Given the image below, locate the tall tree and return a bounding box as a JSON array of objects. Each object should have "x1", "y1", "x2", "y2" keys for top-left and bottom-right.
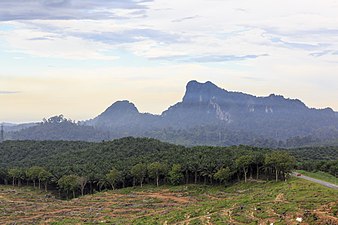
[
  {"x1": 39, "y1": 169, "x2": 52, "y2": 191},
  {"x1": 148, "y1": 162, "x2": 166, "y2": 187},
  {"x1": 77, "y1": 176, "x2": 88, "y2": 196},
  {"x1": 105, "y1": 167, "x2": 121, "y2": 190},
  {"x1": 0, "y1": 168, "x2": 9, "y2": 185},
  {"x1": 265, "y1": 151, "x2": 296, "y2": 182},
  {"x1": 253, "y1": 152, "x2": 265, "y2": 180},
  {"x1": 236, "y1": 155, "x2": 254, "y2": 183},
  {"x1": 27, "y1": 166, "x2": 43, "y2": 188},
  {"x1": 169, "y1": 164, "x2": 183, "y2": 185},
  {"x1": 8, "y1": 168, "x2": 22, "y2": 186},
  {"x1": 58, "y1": 175, "x2": 80, "y2": 198},
  {"x1": 131, "y1": 163, "x2": 147, "y2": 187},
  {"x1": 214, "y1": 167, "x2": 231, "y2": 185}
]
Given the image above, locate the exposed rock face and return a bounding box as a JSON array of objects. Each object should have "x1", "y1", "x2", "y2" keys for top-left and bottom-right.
[
  {"x1": 86, "y1": 80, "x2": 337, "y2": 142},
  {"x1": 10, "y1": 80, "x2": 338, "y2": 146}
]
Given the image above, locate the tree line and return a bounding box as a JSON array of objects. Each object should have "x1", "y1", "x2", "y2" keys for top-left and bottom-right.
[
  {"x1": 297, "y1": 160, "x2": 338, "y2": 177},
  {"x1": 7, "y1": 115, "x2": 338, "y2": 148},
  {"x1": 0, "y1": 138, "x2": 299, "y2": 198}
]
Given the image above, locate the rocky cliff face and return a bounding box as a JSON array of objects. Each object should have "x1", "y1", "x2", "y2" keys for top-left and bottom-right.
[
  {"x1": 10, "y1": 80, "x2": 338, "y2": 146},
  {"x1": 87, "y1": 80, "x2": 338, "y2": 141},
  {"x1": 160, "y1": 81, "x2": 336, "y2": 140}
]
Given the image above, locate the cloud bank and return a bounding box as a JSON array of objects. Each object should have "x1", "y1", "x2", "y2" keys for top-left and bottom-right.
[
  {"x1": 1, "y1": 0, "x2": 338, "y2": 122},
  {"x1": 0, "y1": 0, "x2": 152, "y2": 21}
]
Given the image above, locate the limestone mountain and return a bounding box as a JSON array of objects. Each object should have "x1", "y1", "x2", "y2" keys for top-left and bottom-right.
[
  {"x1": 161, "y1": 80, "x2": 337, "y2": 140},
  {"x1": 8, "y1": 81, "x2": 338, "y2": 147},
  {"x1": 86, "y1": 100, "x2": 160, "y2": 137}
]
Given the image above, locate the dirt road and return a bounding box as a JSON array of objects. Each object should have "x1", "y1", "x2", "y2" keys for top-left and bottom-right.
[{"x1": 291, "y1": 172, "x2": 338, "y2": 190}]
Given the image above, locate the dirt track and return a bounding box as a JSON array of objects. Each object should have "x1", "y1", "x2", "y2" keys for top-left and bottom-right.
[{"x1": 291, "y1": 172, "x2": 338, "y2": 190}]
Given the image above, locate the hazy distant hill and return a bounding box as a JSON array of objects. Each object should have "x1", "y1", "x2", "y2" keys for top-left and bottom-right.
[
  {"x1": 11, "y1": 115, "x2": 108, "y2": 142},
  {"x1": 86, "y1": 100, "x2": 161, "y2": 137},
  {"x1": 1, "y1": 122, "x2": 38, "y2": 132},
  {"x1": 8, "y1": 80, "x2": 338, "y2": 147}
]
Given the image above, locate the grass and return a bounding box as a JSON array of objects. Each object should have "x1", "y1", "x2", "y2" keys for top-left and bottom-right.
[
  {"x1": 0, "y1": 178, "x2": 337, "y2": 224},
  {"x1": 296, "y1": 170, "x2": 338, "y2": 185}
]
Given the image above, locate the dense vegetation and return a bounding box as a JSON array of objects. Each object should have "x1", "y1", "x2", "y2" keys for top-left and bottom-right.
[
  {"x1": 1, "y1": 138, "x2": 337, "y2": 199},
  {"x1": 287, "y1": 146, "x2": 338, "y2": 161},
  {"x1": 297, "y1": 160, "x2": 338, "y2": 177},
  {"x1": 7, "y1": 114, "x2": 338, "y2": 148},
  {"x1": 0, "y1": 138, "x2": 294, "y2": 197},
  {"x1": 10, "y1": 115, "x2": 108, "y2": 142},
  {"x1": 289, "y1": 146, "x2": 338, "y2": 177}
]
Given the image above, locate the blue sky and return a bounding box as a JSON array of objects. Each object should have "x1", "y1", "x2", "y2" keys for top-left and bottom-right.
[{"x1": 1, "y1": 0, "x2": 338, "y2": 122}]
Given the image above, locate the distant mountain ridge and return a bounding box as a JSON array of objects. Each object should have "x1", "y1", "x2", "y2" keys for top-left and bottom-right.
[
  {"x1": 1, "y1": 122, "x2": 38, "y2": 132},
  {"x1": 6, "y1": 80, "x2": 338, "y2": 147}
]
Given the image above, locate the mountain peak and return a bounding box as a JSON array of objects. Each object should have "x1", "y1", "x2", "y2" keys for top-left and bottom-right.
[
  {"x1": 184, "y1": 80, "x2": 222, "y2": 103},
  {"x1": 102, "y1": 100, "x2": 139, "y2": 116},
  {"x1": 186, "y1": 80, "x2": 217, "y2": 89}
]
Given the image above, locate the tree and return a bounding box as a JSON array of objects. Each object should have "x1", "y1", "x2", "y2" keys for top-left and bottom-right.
[
  {"x1": 39, "y1": 169, "x2": 52, "y2": 191},
  {"x1": 77, "y1": 176, "x2": 88, "y2": 196},
  {"x1": 169, "y1": 164, "x2": 183, "y2": 185},
  {"x1": 214, "y1": 167, "x2": 231, "y2": 185},
  {"x1": 131, "y1": 163, "x2": 147, "y2": 187},
  {"x1": 58, "y1": 175, "x2": 80, "y2": 198},
  {"x1": 200, "y1": 155, "x2": 217, "y2": 184},
  {"x1": 27, "y1": 166, "x2": 43, "y2": 188},
  {"x1": 0, "y1": 168, "x2": 9, "y2": 185},
  {"x1": 188, "y1": 154, "x2": 202, "y2": 184},
  {"x1": 265, "y1": 151, "x2": 296, "y2": 182},
  {"x1": 236, "y1": 155, "x2": 254, "y2": 183},
  {"x1": 97, "y1": 179, "x2": 110, "y2": 191},
  {"x1": 105, "y1": 167, "x2": 121, "y2": 190},
  {"x1": 148, "y1": 162, "x2": 167, "y2": 187},
  {"x1": 253, "y1": 152, "x2": 265, "y2": 179},
  {"x1": 8, "y1": 168, "x2": 22, "y2": 186}
]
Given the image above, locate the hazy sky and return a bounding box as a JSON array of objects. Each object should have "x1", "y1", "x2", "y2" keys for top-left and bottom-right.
[{"x1": 1, "y1": 0, "x2": 338, "y2": 123}]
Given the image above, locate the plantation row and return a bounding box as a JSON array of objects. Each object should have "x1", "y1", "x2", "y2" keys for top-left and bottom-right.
[
  {"x1": 0, "y1": 138, "x2": 337, "y2": 198},
  {"x1": 298, "y1": 160, "x2": 338, "y2": 176},
  {"x1": 1, "y1": 151, "x2": 295, "y2": 198}
]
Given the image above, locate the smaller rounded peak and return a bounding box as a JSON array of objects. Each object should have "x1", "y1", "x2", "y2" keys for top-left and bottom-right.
[
  {"x1": 319, "y1": 107, "x2": 334, "y2": 113},
  {"x1": 187, "y1": 80, "x2": 215, "y2": 86},
  {"x1": 183, "y1": 80, "x2": 222, "y2": 102},
  {"x1": 186, "y1": 80, "x2": 200, "y2": 87},
  {"x1": 186, "y1": 80, "x2": 217, "y2": 89},
  {"x1": 104, "y1": 100, "x2": 139, "y2": 114},
  {"x1": 268, "y1": 94, "x2": 284, "y2": 98},
  {"x1": 113, "y1": 100, "x2": 133, "y2": 105},
  {"x1": 205, "y1": 81, "x2": 214, "y2": 85}
]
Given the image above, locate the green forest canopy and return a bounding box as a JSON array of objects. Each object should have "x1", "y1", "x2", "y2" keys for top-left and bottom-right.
[{"x1": 0, "y1": 138, "x2": 337, "y2": 197}]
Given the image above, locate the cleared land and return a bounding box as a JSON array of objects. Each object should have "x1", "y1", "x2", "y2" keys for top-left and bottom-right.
[{"x1": 0, "y1": 178, "x2": 337, "y2": 225}]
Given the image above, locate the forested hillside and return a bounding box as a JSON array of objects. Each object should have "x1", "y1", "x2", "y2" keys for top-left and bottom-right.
[
  {"x1": 0, "y1": 138, "x2": 337, "y2": 198},
  {"x1": 10, "y1": 115, "x2": 108, "y2": 141}
]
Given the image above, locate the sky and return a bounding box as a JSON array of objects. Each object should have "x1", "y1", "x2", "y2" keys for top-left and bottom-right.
[{"x1": 1, "y1": 0, "x2": 338, "y2": 123}]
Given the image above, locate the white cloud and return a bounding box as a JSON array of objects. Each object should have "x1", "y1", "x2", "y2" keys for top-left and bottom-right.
[
  {"x1": 2, "y1": 0, "x2": 338, "y2": 61},
  {"x1": 0, "y1": 24, "x2": 118, "y2": 60},
  {"x1": 1, "y1": 0, "x2": 338, "y2": 121},
  {"x1": 0, "y1": 0, "x2": 152, "y2": 21}
]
